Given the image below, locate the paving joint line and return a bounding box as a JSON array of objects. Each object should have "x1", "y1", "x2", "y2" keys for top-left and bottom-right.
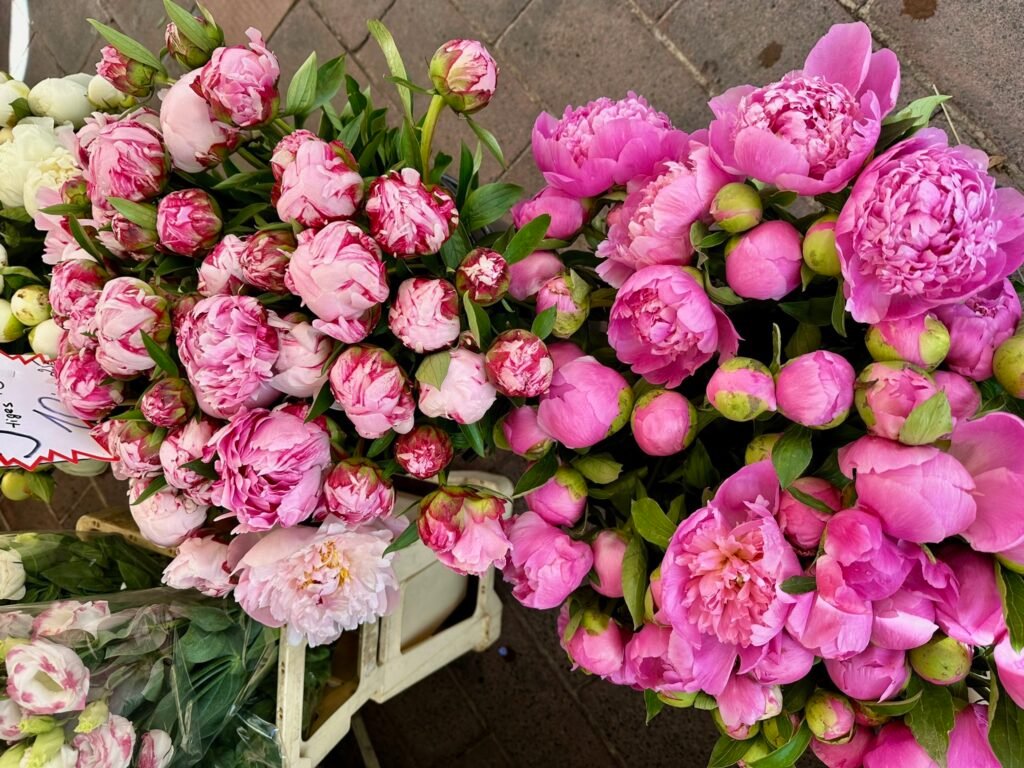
[
  {"x1": 493, "y1": 0, "x2": 538, "y2": 48},
  {"x1": 625, "y1": 0, "x2": 712, "y2": 95}
]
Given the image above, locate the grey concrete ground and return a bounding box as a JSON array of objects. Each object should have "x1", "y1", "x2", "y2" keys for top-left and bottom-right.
[{"x1": 2, "y1": 0, "x2": 1023, "y2": 765}]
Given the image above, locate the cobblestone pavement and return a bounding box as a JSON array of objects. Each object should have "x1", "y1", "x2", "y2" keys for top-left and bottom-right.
[{"x1": 3, "y1": 1, "x2": 1022, "y2": 765}]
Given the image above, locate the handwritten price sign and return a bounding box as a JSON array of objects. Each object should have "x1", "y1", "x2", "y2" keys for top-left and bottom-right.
[{"x1": 0, "y1": 353, "x2": 113, "y2": 470}]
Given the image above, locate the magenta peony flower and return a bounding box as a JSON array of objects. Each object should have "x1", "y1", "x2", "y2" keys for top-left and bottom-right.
[
  {"x1": 198, "y1": 234, "x2": 247, "y2": 296},
  {"x1": 54, "y1": 346, "x2": 124, "y2": 421},
  {"x1": 394, "y1": 425, "x2": 454, "y2": 479},
  {"x1": 233, "y1": 520, "x2": 397, "y2": 647},
  {"x1": 195, "y1": 27, "x2": 279, "y2": 127},
  {"x1": 275, "y1": 137, "x2": 363, "y2": 228},
  {"x1": 608, "y1": 265, "x2": 739, "y2": 387},
  {"x1": 622, "y1": 623, "x2": 701, "y2": 692},
  {"x1": 630, "y1": 388, "x2": 697, "y2": 456},
  {"x1": 484, "y1": 329, "x2": 553, "y2": 398},
  {"x1": 160, "y1": 418, "x2": 219, "y2": 505},
  {"x1": 139, "y1": 378, "x2": 195, "y2": 428},
  {"x1": 323, "y1": 458, "x2": 395, "y2": 527},
  {"x1": 178, "y1": 295, "x2": 279, "y2": 419},
  {"x1": 825, "y1": 645, "x2": 908, "y2": 702},
  {"x1": 837, "y1": 128, "x2": 1024, "y2": 323},
  {"x1": 418, "y1": 347, "x2": 497, "y2": 424},
  {"x1": 500, "y1": 406, "x2": 553, "y2": 460},
  {"x1": 524, "y1": 465, "x2": 587, "y2": 527},
  {"x1": 812, "y1": 727, "x2": 874, "y2": 768},
  {"x1": 268, "y1": 312, "x2": 332, "y2": 398},
  {"x1": 863, "y1": 723, "x2": 940, "y2": 768},
  {"x1": 716, "y1": 675, "x2": 783, "y2": 733},
  {"x1": 48, "y1": 259, "x2": 104, "y2": 328},
  {"x1": 129, "y1": 477, "x2": 208, "y2": 547},
  {"x1": 591, "y1": 529, "x2": 628, "y2": 598},
  {"x1": 839, "y1": 435, "x2": 975, "y2": 543},
  {"x1": 934, "y1": 546, "x2": 1004, "y2": 646},
  {"x1": 162, "y1": 536, "x2": 233, "y2": 597},
  {"x1": 329, "y1": 345, "x2": 415, "y2": 439},
  {"x1": 366, "y1": 168, "x2": 458, "y2": 257},
  {"x1": 79, "y1": 109, "x2": 168, "y2": 210},
  {"x1": 138, "y1": 730, "x2": 174, "y2": 768},
  {"x1": 557, "y1": 605, "x2": 628, "y2": 679},
  {"x1": 418, "y1": 486, "x2": 511, "y2": 575},
  {"x1": 933, "y1": 370, "x2": 981, "y2": 422},
  {"x1": 512, "y1": 187, "x2": 587, "y2": 241},
  {"x1": 507, "y1": 250, "x2": 564, "y2": 300},
  {"x1": 239, "y1": 229, "x2": 294, "y2": 293},
  {"x1": 537, "y1": 355, "x2": 632, "y2": 449},
  {"x1": 388, "y1": 278, "x2": 461, "y2": 353},
  {"x1": 596, "y1": 135, "x2": 737, "y2": 287},
  {"x1": 948, "y1": 703, "x2": 1001, "y2": 768},
  {"x1": 502, "y1": 511, "x2": 592, "y2": 609},
  {"x1": 739, "y1": 631, "x2": 815, "y2": 686},
  {"x1": 156, "y1": 188, "x2": 221, "y2": 257},
  {"x1": 708, "y1": 22, "x2": 899, "y2": 195},
  {"x1": 865, "y1": 313, "x2": 951, "y2": 370},
  {"x1": 724, "y1": 220, "x2": 804, "y2": 300},
  {"x1": 854, "y1": 361, "x2": 941, "y2": 442},
  {"x1": 429, "y1": 39, "x2": 498, "y2": 114},
  {"x1": 535, "y1": 271, "x2": 590, "y2": 337},
  {"x1": 531, "y1": 92, "x2": 687, "y2": 198},
  {"x1": 994, "y1": 635, "x2": 1024, "y2": 709},
  {"x1": 286, "y1": 222, "x2": 388, "y2": 344},
  {"x1": 776, "y1": 477, "x2": 840, "y2": 555},
  {"x1": 159, "y1": 70, "x2": 240, "y2": 172},
  {"x1": 706, "y1": 356, "x2": 777, "y2": 421},
  {"x1": 775, "y1": 350, "x2": 856, "y2": 428},
  {"x1": 93, "y1": 276, "x2": 171, "y2": 377},
  {"x1": 936, "y1": 278, "x2": 1021, "y2": 380},
  {"x1": 455, "y1": 248, "x2": 510, "y2": 306},
  {"x1": 4, "y1": 639, "x2": 89, "y2": 714}
]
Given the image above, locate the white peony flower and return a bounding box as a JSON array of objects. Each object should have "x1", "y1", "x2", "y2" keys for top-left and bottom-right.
[
  {"x1": 22, "y1": 145, "x2": 79, "y2": 216},
  {"x1": 27, "y1": 77, "x2": 92, "y2": 128},
  {"x1": 0, "y1": 118, "x2": 60, "y2": 208},
  {"x1": 28, "y1": 319, "x2": 62, "y2": 359},
  {"x1": 86, "y1": 75, "x2": 134, "y2": 112},
  {"x1": 0, "y1": 79, "x2": 29, "y2": 128},
  {"x1": 0, "y1": 548, "x2": 26, "y2": 601}
]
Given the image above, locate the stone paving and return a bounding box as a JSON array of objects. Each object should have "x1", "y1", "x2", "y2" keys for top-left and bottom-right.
[{"x1": 2, "y1": 0, "x2": 1023, "y2": 765}]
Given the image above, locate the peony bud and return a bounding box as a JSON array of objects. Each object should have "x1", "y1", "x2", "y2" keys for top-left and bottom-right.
[
  {"x1": 196, "y1": 28, "x2": 280, "y2": 128},
  {"x1": 498, "y1": 406, "x2": 553, "y2": 460},
  {"x1": 508, "y1": 250, "x2": 564, "y2": 300},
  {"x1": 0, "y1": 299, "x2": 26, "y2": 342},
  {"x1": 156, "y1": 188, "x2": 222, "y2": 257},
  {"x1": 418, "y1": 347, "x2": 497, "y2": 425},
  {"x1": 591, "y1": 529, "x2": 628, "y2": 598},
  {"x1": 993, "y1": 334, "x2": 1024, "y2": 398},
  {"x1": 428, "y1": 39, "x2": 498, "y2": 114},
  {"x1": 456, "y1": 248, "x2": 509, "y2": 306},
  {"x1": 538, "y1": 355, "x2": 633, "y2": 449},
  {"x1": 745, "y1": 433, "x2": 781, "y2": 464},
  {"x1": 710, "y1": 182, "x2": 762, "y2": 233},
  {"x1": 0, "y1": 470, "x2": 31, "y2": 501},
  {"x1": 87, "y1": 74, "x2": 135, "y2": 111},
  {"x1": 484, "y1": 329, "x2": 553, "y2": 397},
  {"x1": 908, "y1": 634, "x2": 972, "y2": 685},
  {"x1": 630, "y1": 388, "x2": 697, "y2": 456},
  {"x1": 865, "y1": 314, "x2": 950, "y2": 370},
  {"x1": 777, "y1": 477, "x2": 839, "y2": 555},
  {"x1": 27, "y1": 319, "x2": 61, "y2": 359},
  {"x1": 240, "y1": 229, "x2": 294, "y2": 292},
  {"x1": 395, "y1": 425, "x2": 454, "y2": 479},
  {"x1": 111, "y1": 211, "x2": 158, "y2": 253},
  {"x1": 933, "y1": 371, "x2": 981, "y2": 422},
  {"x1": 525, "y1": 465, "x2": 587, "y2": 526},
  {"x1": 536, "y1": 270, "x2": 590, "y2": 338},
  {"x1": 706, "y1": 357, "x2": 776, "y2": 421},
  {"x1": 323, "y1": 458, "x2": 395, "y2": 526},
  {"x1": 854, "y1": 362, "x2": 942, "y2": 442},
  {"x1": 0, "y1": 79, "x2": 28, "y2": 128},
  {"x1": 139, "y1": 378, "x2": 196, "y2": 428},
  {"x1": 512, "y1": 188, "x2": 587, "y2": 242},
  {"x1": 712, "y1": 708, "x2": 760, "y2": 741},
  {"x1": 366, "y1": 168, "x2": 458, "y2": 257},
  {"x1": 806, "y1": 690, "x2": 856, "y2": 744},
  {"x1": 389, "y1": 278, "x2": 460, "y2": 353},
  {"x1": 10, "y1": 285, "x2": 51, "y2": 327},
  {"x1": 166, "y1": 8, "x2": 224, "y2": 69},
  {"x1": 725, "y1": 220, "x2": 803, "y2": 300},
  {"x1": 802, "y1": 213, "x2": 841, "y2": 277},
  {"x1": 775, "y1": 350, "x2": 856, "y2": 429},
  {"x1": 418, "y1": 485, "x2": 511, "y2": 575},
  {"x1": 558, "y1": 605, "x2": 627, "y2": 679},
  {"x1": 27, "y1": 76, "x2": 92, "y2": 127},
  {"x1": 97, "y1": 46, "x2": 157, "y2": 98}
]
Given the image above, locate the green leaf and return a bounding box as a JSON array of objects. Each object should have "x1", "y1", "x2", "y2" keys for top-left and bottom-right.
[
  {"x1": 39, "y1": 203, "x2": 88, "y2": 217},
  {"x1": 0, "y1": 206, "x2": 31, "y2": 224},
  {"x1": 179, "y1": 624, "x2": 237, "y2": 664},
  {"x1": 140, "y1": 332, "x2": 178, "y2": 378},
  {"x1": 0, "y1": 266, "x2": 43, "y2": 283},
  {"x1": 772, "y1": 425, "x2": 813, "y2": 489},
  {"x1": 463, "y1": 293, "x2": 491, "y2": 347},
  {"x1": 162, "y1": 0, "x2": 216, "y2": 53},
  {"x1": 130, "y1": 475, "x2": 168, "y2": 506},
  {"x1": 644, "y1": 689, "x2": 665, "y2": 724},
  {"x1": 310, "y1": 56, "x2": 347, "y2": 115},
  {"x1": 699, "y1": 231, "x2": 729, "y2": 249},
  {"x1": 785, "y1": 484, "x2": 835, "y2": 515},
  {"x1": 503, "y1": 214, "x2": 551, "y2": 265},
  {"x1": 678, "y1": 439, "x2": 719, "y2": 491},
  {"x1": 87, "y1": 19, "x2": 164, "y2": 71},
  {"x1": 9, "y1": 97, "x2": 31, "y2": 122},
  {"x1": 109, "y1": 409, "x2": 146, "y2": 422},
  {"x1": 831, "y1": 279, "x2": 847, "y2": 338},
  {"x1": 385, "y1": 75, "x2": 432, "y2": 95},
  {"x1": 778, "y1": 297, "x2": 835, "y2": 326},
  {"x1": 366, "y1": 20, "x2": 413, "y2": 122},
  {"x1": 462, "y1": 183, "x2": 524, "y2": 232},
  {"x1": 631, "y1": 497, "x2": 676, "y2": 550},
  {"x1": 905, "y1": 680, "x2": 955, "y2": 767},
  {"x1": 466, "y1": 116, "x2": 507, "y2": 168},
  {"x1": 708, "y1": 735, "x2": 756, "y2": 768},
  {"x1": 878, "y1": 94, "x2": 951, "y2": 149},
  {"x1": 213, "y1": 169, "x2": 274, "y2": 190},
  {"x1": 306, "y1": 381, "x2": 335, "y2": 422},
  {"x1": 531, "y1": 306, "x2": 557, "y2": 340},
  {"x1": 108, "y1": 197, "x2": 157, "y2": 229},
  {"x1": 416, "y1": 351, "x2": 451, "y2": 391},
  {"x1": 780, "y1": 576, "x2": 817, "y2": 594},
  {"x1": 513, "y1": 448, "x2": 558, "y2": 497},
  {"x1": 182, "y1": 458, "x2": 218, "y2": 480},
  {"x1": 784, "y1": 323, "x2": 822, "y2": 360},
  {"x1": 284, "y1": 52, "x2": 318, "y2": 116},
  {"x1": 25, "y1": 472, "x2": 55, "y2": 504},
  {"x1": 367, "y1": 432, "x2": 396, "y2": 459},
  {"x1": 858, "y1": 690, "x2": 924, "y2": 719},
  {"x1": 439, "y1": 225, "x2": 471, "y2": 271},
  {"x1": 67, "y1": 216, "x2": 108, "y2": 262},
  {"x1": 997, "y1": 564, "x2": 1024, "y2": 652},
  {"x1": 572, "y1": 454, "x2": 622, "y2": 484},
  {"x1": 749, "y1": 723, "x2": 812, "y2": 768},
  {"x1": 770, "y1": 323, "x2": 782, "y2": 374},
  {"x1": 459, "y1": 421, "x2": 487, "y2": 459},
  {"x1": 989, "y1": 670, "x2": 1024, "y2": 768},
  {"x1": 621, "y1": 533, "x2": 648, "y2": 630},
  {"x1": 383, "y1": 522, "x2": 420, "y2": 555},
  {"x1": 899, "y1": 392, "x2": 953, "y2": 446}
]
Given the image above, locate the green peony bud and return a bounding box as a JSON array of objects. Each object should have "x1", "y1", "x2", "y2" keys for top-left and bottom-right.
[
  {"x1": 806, "y1": 690, "x2": 856, "y2": 744},
  {"x1": 10, "y1": 285, "x2": 51, "y2": 327},
  {"x1": 710, "y1": 182, "x2": 763, "y2": 233},
  {"x1": 0, "y1": 299, "x2": 26, "y2": 342},
  {"x1": 28, "y1": 319, "x2": 61, "y2": 359},
  {"x1": 993, "y1": 334, "x2": 1024, "y2": 398},
  {"x1": 657, "y1": 690, "x2": 698, "y2": 708},
  {"x1": 745, "y1": 433, "x2": 782, "y2": 464},
  {"x1": 909, "y1": 634, "x2": 972, "y2": 685},
  {"x1": 802, "y1": 213, "x2": 841, "y2": 277},
  {"x1": 707, "y1": 357, "x2": 777, "y2": 422},
  {"x1": 1, "y1": 471, "x2": 31, "y2": 501}
]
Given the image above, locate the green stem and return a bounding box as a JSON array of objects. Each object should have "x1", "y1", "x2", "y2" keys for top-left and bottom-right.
[
  {"x1": 419, "y1": 94, "x2": 446, "y2": 179},
  {"x1": 235, "y1": 146, "x2": 265, "y2": 169},
  {"x1": 272, "y1": 117, "x2": 294, "y2": 136}
]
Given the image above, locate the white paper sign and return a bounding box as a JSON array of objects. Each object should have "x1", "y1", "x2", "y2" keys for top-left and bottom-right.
[{"x1": 0, "y1": 353, "x2": 114, "y2": 470}]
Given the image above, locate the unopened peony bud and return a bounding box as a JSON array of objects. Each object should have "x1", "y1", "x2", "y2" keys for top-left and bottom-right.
[
  {"x1": 738, "y1": 740, "x2": 772, "y2": 767},
  {"x1": 139, "y1": 378, "x2": 196, "y2": 428},
  {"x1": 0, "y1": 299, "x2": 26, "y2": 342},
  {"x1": 485, "y1": 329, "x2": 553, "y2": 397},
  {"x1": 558, "y1": 605, "x2": 627, "y2": 678},
  {"x1": 631, "y1": 388, "x2": 696, "y2": 456},
  {"x1": 196, "y1": 29, "x2": 280, "y2": 128},
  {"x1": 10, "y1": 285, "x2": 50, "y2": 327},
  {"x1": 775, "y1": 350, "x2": 855, "y2": 429},
  {"x1": 157, "y1": 189, "x2": 222, "y2": 257},
  {"x1": 366, "y1": 168, "x2": 458, "y2": 257},
  {"x1": 865, "y1": 314, "x2": 950, "y2": 370},
  {"x1": 86, "y1": 74, "x2": 135, "y2": 111},
  {"x1": 166, "y1": 8, "x2": 224, "y2": 69},
  {"x1": 96, "y1": 46, "x2": 158, "y2": 99},
  {"x1": 725, "y1": 220, "x2": 803, "y2": 300},
  {"x1": 0, "y1": 79, "x2": 28, "y2": 128},
  {"x1": 111, "y1": 211, "x2": 158, "y2": 253},
  {"x1": 854, "y1": 361, "x2": 942, "y2": 442},
  {"x1": 706, "y1": 356, "x2": 776, "y2": 421},
  {"x1": 456, "y1": 248, "x2": 509, "y2": 306},
  {"x1": 806, "y1": 690, "x2": 856, "y2": 744},
  {"x1": 497, "y1": 406, "x2": 553, "y2": 460},
  {"x1": 762, "y1": 715, "x2": 801, "y2": 749},
  {"x1": 802, "y1": 213, "x2": 841, "y2": 277},
  {"x1": 418, "y1": 485, "x2": 511, "y2": 574},
  {"x1": 525, "y1": 465, "x2": 587, "y2": 526},
  {"x1": 712, "y1": 708, "x2": 760, "y2": 741},
  {"x1": 591, "y1": 529, "x2": 627, "y2": 598},
  {"x1": 710, "y1": 182, "x2": 762, "y2": 233},
  {"x1": 323, "y1": 458, "x2": 395, "y2": 526},
  {"x1": 395, "y1": 425, "x2": 454, "y2": 479},
  {"x1": 993, "y1": 335, "x2": 1024, "y2": 398},
  {"x1": 909, "y1": 634, "x2": 972, "y2": 685},
  {"x1": 428, "y1": 39, "x2": 498, "y2": 114},
  {"x1": 60, "y1": 176, "x2": 89, "y2": 208},
  {"x1": 27, "y1": 76, "x2": 92, "y2": 127},
  {"x1": 240, "y1": 229, "x2": 294, "y2": 292},
  {"x1": 27, "y1": 319, "x2": 61, "y2": 359},
  {"x1": 536, "y1": 270, "x2": 590, "y2": 338},
  {"x1": 745, "y1": 433, "x2": 782, "y2": 464},
  {"x1": 0, "y1": 471, "x2": 30, "y2": 501}
]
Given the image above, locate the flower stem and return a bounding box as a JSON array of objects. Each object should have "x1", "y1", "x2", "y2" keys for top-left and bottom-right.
[
  {"x1": 419, "y1": 94, "x2": 446, "y2": 180},
  {"x1": 235, "y1": 146, "x2": 265, "y2": 169},
  {"x1": 272, "y1": 117, "x2": 294, "y2": 136}
]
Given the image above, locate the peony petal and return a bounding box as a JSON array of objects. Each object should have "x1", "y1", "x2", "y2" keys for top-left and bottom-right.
[{"x1": 802, "y1": 22, "x2": 873, "y2": 94}]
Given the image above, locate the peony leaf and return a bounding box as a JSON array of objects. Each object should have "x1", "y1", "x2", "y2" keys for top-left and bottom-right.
[
  {"x1": 67, "y1": 216, "x2": 110, "y2": 262},
  {"x1": 367, "y1": 21, "x2": 413, "y2": 121},
  {"x1": 784, "y1": 323, "x2": 821, "y2": 359},
  {"x1": 459, "y1": 421, "x2": 487, "y2": 459},
  {"x1": 779, "y1": 297, "x2": 834, "y2": 326},
  {"x1": 130, "y1": 475, "x2": 168, "y2": 506},
  {"x1": 463, "y1": 294, "x2": 491, "y2": 348},
  {"x1": 707, "y1": 735, "x2": 756, "y2": 768},
  {"x1": 140, "y1": 332, "x2": 179, "y2": 378},
  {"x1": 383, "y1": 522, "x2": 421, "y2": 556},
  {"x1": 284, "y1": 51, "x2": 318, "y2": 117},
  {"x1": 784, "y1": 485, "x2": 834, "y2": 515},
  {"x1": 162, "y1": 0, "x2": 216, "y2": 53},
  {"x1": 25, "y1": 472, "x2": 55, "y2": 504},
  {"x1": 631, "y1": 497, "x2": 675, "y2": 550},
  {"x1": 780, "y1": 576, "x2": 817, "y2": 594},
  {"x1": 311, "y1": 56, "x2": 347, "y2": 115},
  {"x1": 108, "y1": 197, "x2": 157, "y2": 230},
  {"x1": 531, "y1": 306, "x2": 557, "y2": 340},
  {"x1": 0, "y1": 266, "x2": 43, "y2": 283},
  {"x1": 366, "y1": 432, "x2": 396, "y2": 459},
  {"x1": 572, "y1": 454, "x2": 622, "y2": 484},
  {"x1": 621, "y1": 532, "x2": 648, "y2": 629},
  {"x1": 306, "y1": 381, "x2": 335, "y2": 422},
  {"x1": 513, "y1": 448, "x2": 558, "y2": 497},
  {"x1": 87, "y1": 19, "x2": 164, "y2": 72},
  {"x1": 644, "y1": 690, "x2": 665, "y2": 724},
  {"x1": 504, "y1": 214, "x2": 550, "y2": 265},
  {"x1": 878, "y1": 94, "x2": 951, "y2": 150},
  {"x1": 462, "y1": 182, "x2": 524, "y2": 232},
  {"x1": 989, "y1": 667, "x2": 1024, "y2": 768},
  {"x1": 9, "y1": 97, "x2": 31, "y2": 122},
  {"x1": 415, "y1": 351, "x2": 451, "y2": 391},
  {"x1": 770, "y1": 323, "x2": 783, "y2": 374},
  {"x1": 0, "y1": 205, "x2": 31, "y2": 223},
  {"x1": 905, "y1": 679, "x2": 955, "y2": 768},
  {"x1": 859, "y1": 690, "x2": 924, "y2": 718},
  {"x1": 772, "y1": 425, "x2": 812, "y2": 489},
  {"x1": 899, "y1": 392, "x2": 953, "y2": 446},
  {"x1": 747, "y1": 722, "x2": 811, "y2": 768},
  {"x1": 830, "y1": 280, "x2": 847, "y2": 338},
  {"x1": 465, "y1": 116, "x2": 506, "y2": 168},
  {"x1": 181, "y1": 459, "x2": 218, "y2": 480},
  {"x1": 996, "y1": 564, "x2": 1024, "y2": 652}
]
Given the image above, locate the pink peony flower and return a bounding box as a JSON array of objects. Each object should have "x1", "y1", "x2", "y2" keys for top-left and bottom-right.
[
  {"x1": 197, "y1": 234, "x2": 247, "y2": 296},
  {"x1": 724, "y1": 220, "x2": 804, "y2": 300},
  {"x1": 275, "y1": 137, "x2": 363, "y2": 228},
  {"x1": 531, "y1": 92, "x2": 687, "y2": 198},
  {"x1": 854, "y1": 362, "x2": 941, "y2": 442},
  {"x1": 54, "y1": 346, "x2": 124, "y2": 421},
  {"x1": 739, "y1": 630, "x2": 815, "y2": 686},
  {"x1": 72, "y1": 714, "x2": 135, "y2": 768},
  {"x1": 837, "y1": 128, "x2": 1024, "y2": 323},
  {"x1": 595, "y1": 134, "x2": 737, "y2": 287},
  {"x1": 93, "y1": 277, "x2": 171, "y2": 377},
  {"x1": 994, "y1": 634, "x2": 1024, "y2": 709},
  {"x1": 323, "y1": 458, "x2": 395, "y2": 527},
  {"x1": 535, "y1": 271, "x2": 590, "y2": 338},
  {"x1": 812, "y1": 727, "x2": 874, "y2": 768},
  {"x1": 5, "y1": 639, "x2": 89, "y2": 714},
  {"x1": 234, "y1": 520, "x2": 397, "y2": 647},
  {"x1": 417, "y1": 486, "x2": 511, "y2": 575},
  {"x1": 139, "y1": 378, "x2": 195, "y2": 428},
  {"x1": 394, "y1": 425, "x2": 454, "y2": 479},
  {"x1": 708, "y1": 22, "x2": 899, "y2": 195},
  {"x1": 268, "y1": 312, "x2": 332, "y2": 398},
  {"x1": 159, "y1": 70, "x2": 240, "y2": 172},
  {"x1": 500, "y1": 406, "x2": 553, "y2": 460},
  {"x1": 936, "y1": 278, "x2": 1022, "y2": 380},
  {"x1": 365, "y1": 168, "x2": 458, "y2": 257},
  {"x1": 388, "y1": 278, "x2": 461, "y2": 353},
  {"x1": 524, "y1": 465, "x2": 587, "y2": 527},
  {"x1": 97, "y1": 45, "x2": 155, "y2": 97},
  {"x1": 537, "y1": 355, "x2": 632, "y2": 449},
  {"x1": 591, "y1": 529, "x2": 628, "y2": 598},
  {"x1": 285, "y1": 222, "x2": 388, "y2": 343},
  {"x1": 630, "y1": 388, "x2": 697, "y2": 456},
  {"x1": 507, "y1": 250, "x2": 564, "y2": 300},
  {"x1": 455, "y1": 248, "x2": 510, "y2": 306},
  {"x1": 48, "y1": 259, "x2": 104, "y2": 328},
  {"x1": 329, "y1": 345, "x2": 415, "y2": 439},
  {"x1": 162, "y1": 536, "x2": 233, "y2": 597},
  {"x1": 608, "y1": 265, "x2": 739, "y2": 387},
  {"x1": 865, "y1": 313, "x2": 951, "y2": 370},
  {"x1": 825, "y1": 645, "x2": 909, "y2": 701},
  {"x1": 949, "y1": 703, "x2": 1000, "y2": 768},
  {"x1": 195, "y1": 28, "x2": 279, "y2": 127},
  {"x1": 239, "y1": 230, "x2": 294, "y2": 293},
  {"x1": 418, "y1": 347, "x2": 497, "y2": 424},
  {"x1": 716, "y1": 675, "x2": 783, "y2": 733},
  {"x1": 512, "y1": 187, "x2": 587, "y2": 241},
  {"x1": 178, "y1": 295, "x2": 280, "y2": 419},
  {"x1": 838, "y1": 435, "x2": 976, "y2": 543},
  {"x1": 622, "y1": 623, "x2": 700, "y2": 692},
  {"x1": 156, "y1": 188, "x2": 221, "y2": 257},
  {"x1": 108, "y1": 420, "x2": 163, "y2": 480},
  {"x1": 207, "y1": 406, "x2": 331, "y2": 530},
  {"x1": 160, "y1": 418, "x2": 219, "y2": 505},
  {"x1": 428, "y1": 39, "x2": 498, "y2": 114},
  {"x1": 79, "y1": 109, "x2": 168, "y2": 209},
  {"x1": 129, "y1": 478, "x2": 208, "y2": 548},
  {"x1": 485, "y1": 329, "x2": 554, "y2": 398},
  {"x1": 557, "y1": 605, "x2": 628, "y2": 679},
  {"x1": 933, "y1": 371, "x2": 981, "y2": 422},
  {"x1": 934, "y1": 546, "x2": 1004, "y2": 646},
  {"x1": 138, "y1": 730, "x2": 174, "y2": 768},
  {"x1": 776, "y1": 351, "x2": 856, "y2": 428},
  {"x1": 706, "y1": 356, "x2": 777, "y2": 421},
  {"x1": 776, "y1": 477, "x2": 840, "y2": 555},
  {"x1": 502, "y1": 511, "x2": 592, "y2": 609}
]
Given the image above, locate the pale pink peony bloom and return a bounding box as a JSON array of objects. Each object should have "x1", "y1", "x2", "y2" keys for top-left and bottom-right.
[
  {"x1": 630, "y1": 389, "x2": 697, "y2": 456},
  {"x1": 855, "y1": 361, "x2": 941, "y2": 441},
  {"x1": 129, "y1": 477, "x2": 208, "y2": 548},
  {"x1": 156, "y1": 188, "x2": 222, "y2": 256},
  {"x1": 233, "y1": 520, "x2": 397, "y2": 647},
  {"x1": 268, "y1": 312, "x2": 332, "y2": 398},
  {"x1": 54, "y1": 346, "x2": 124, "y2": 421},
  {"x1": 269, "y1": 129, "x2": 319, "y2": 181},
  {"x1": 139, "y1": 378, "x2": 195, "y2": 428},
  {"x1": 239, "y1": 230, "x2": 294, "y2": 293},
  {"x1": 776, "y1": 477, "x2": 840, "y2": 555},
  {"x1": 329, "y1": 345, "x2": 415, "y2": 439},
  {"x1": 107, "y1": 420, "x2": 163, "y2": 481},
  {"x1": 455, "y1": 248, "x2": 510, "y2": 306},
  {"x1": 48, "y1": 259, "x2": 104, "y2": 328},
  {"x1": 484, "y1": 329, "x2": 553, "y2": 398},
  {"x1": 160, "y1": 418, "x2": 219, "y2": 505},
  {"x1": 428, "y1": 39, "x2": 498, "y2": 114},
  {"x1": 207, "y1": 406, "x2": 331, "y2": 530},
  {"x1": 591, "y1": 529, "x2": 628, "y2": 598},
  {"x1": 323, "y1": 458, "x2": 395, "y2": 527},
  {"x1": 524, "y1": 465, "x2": 587, "y2": 527},
  {"x1": 31, "y1": 600, "x2": 111, "y2": 641},
  {"x1": 500, "y1": 406, "x2": 553, "y2": 460},
  {"x1": 162, "y1": 536, "x2": 233, "y2": 597},
  {"x1": 198, "y1": 234, "x2": 247, "y2": 296},
  {"x1": 72, "y1": 713, "x2": 135, "y2": 768},
  {"x1": 724, "y1": 220, "x2": 804, "y2": 300},
  {"x1": 507, "y1": 250, "x2": 564, "y2": 300},
  {"x1": 716, "y1": 675, "x2": 783, "y2": 733},
  {"x1": 512, "y1": 187, "x2": 587, "y2": 241},
  {"x1": 178, "y1": 295, "x2": 280, "y2": 419},
  {"x1": 159, "y1": 70, "x2": 240, "y2": 172},
  {"x1": 418, "y1": 348, "x2": 497, "y2": 424},
  {"x1": 825, "y1": 645, "x2": 909, "y2": 702},
  {"x1": 417, "y1": 486, "x2": 511, "y2": 575},
  {"x1": 837, "y1": 128, "x2": 1024, "y2": 323},
  {"x1": 195, "y1": 28, "x2": 279, "y2": 127},
  {"x1": 935, "y1": 278, "x2": 1021, "y2": 380},
  {"x1": 285, "y1": 222, "x2": 388, "y2": 343},
  {"x1": 93, "y1": 277, "x2": 171, "y2": 377},
  {"x1": 557, "y1": 605, "x2": 628, "y2": 679},
  {"x1": 79, "y1": 109, "x2": 168, "y2": 209},
  {"x1": 934, "y1": 545, "x2": 1004, "y2": 647},
  {"x1": 388, "y1": 278, "x2": 460, "y2": 353},
  {"x1": 4, "y1": 639, "x2": 89, "y2": 714},
  {"x1": 138, "y1": 730, "x2": 174, "y2": 768},
  {"x1": 275, "y1": 137, "x2": 363, "y2": 228},
  {"x1": 776, "y1": 351, "x2": 855, "y2": 428},
  {"x1": 708, "y1": 22, "x2": 899, "y2": 195},
  {"x1": 531, "y1": 92, "x2": 687, "y2": 198},
  {"x1": 394, "y1": 425, "x2": 454, "y2": 479},
  {"x1": 537, "y1": 355, "x2": 632, "y2": 449},
  {"x1": 502, "y1": 511, "x2": 592, "y2": 609},
  {"x1": 366, "y1": 168, "x2": 458, "y2": 257},
  {"x1": 933, "y1": 371, "x2": 981, "y2": 422}
]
